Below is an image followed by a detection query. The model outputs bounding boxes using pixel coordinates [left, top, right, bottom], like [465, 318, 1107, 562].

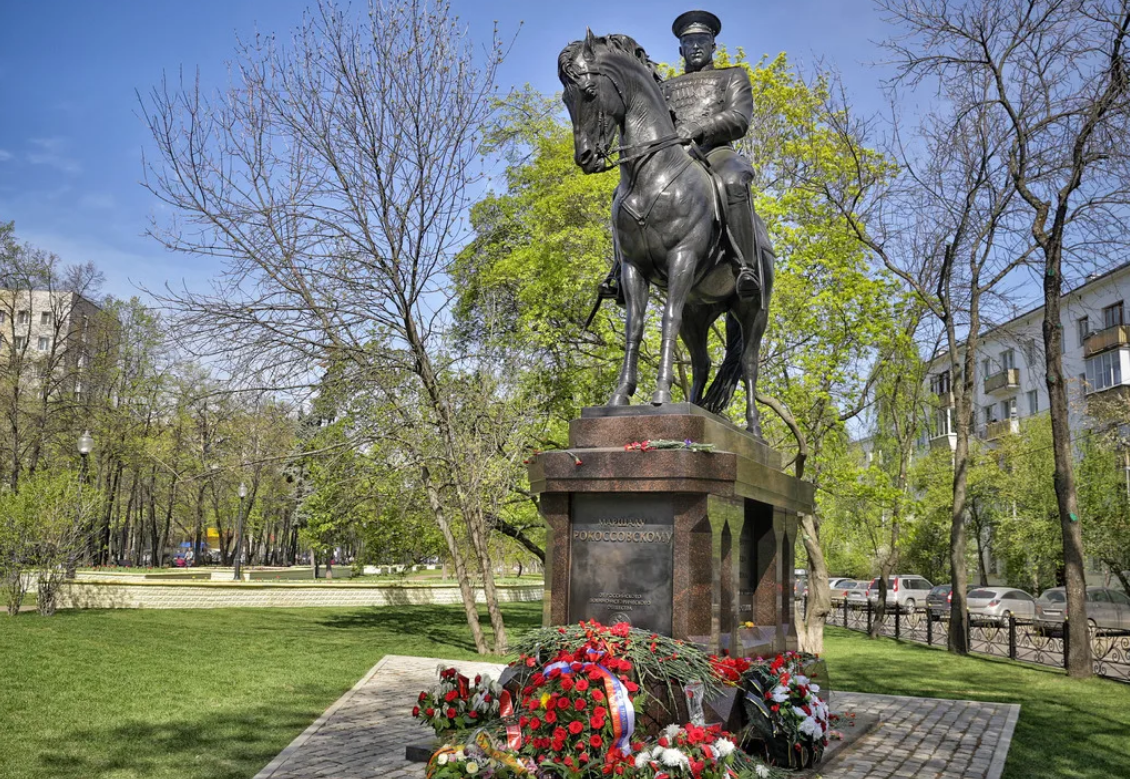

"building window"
[1077, 316, 1090, 346]
[1001, 398, 1016, 419]
[16, 310, 29, 325]
[983, 406, 996, 425]
[36, 336, 49, 351]
[0, 311, 5, 324]
[1085, 350, 1123, 392]
[934, 408, 952, 438]
[930, 370, 951, 395]
[13, 336, 27, 350]
[36, 363, 48, 380]
[1027, 389, 1039, 415]
[981, 357, 991, 379]
[1103, 301, 1125, 330]
[1001, 349, 1016, 370]
[40, 311, 51, 326]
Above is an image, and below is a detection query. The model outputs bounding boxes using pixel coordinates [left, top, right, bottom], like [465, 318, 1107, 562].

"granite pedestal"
[527, 404, 815, 655]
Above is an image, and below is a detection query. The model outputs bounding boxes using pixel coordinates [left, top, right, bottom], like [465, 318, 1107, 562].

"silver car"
[831, 580, 866, 607]
[966, 587, 1036, 625]
[866, 575, 934, 613]
[1035, 586, 1130, 634]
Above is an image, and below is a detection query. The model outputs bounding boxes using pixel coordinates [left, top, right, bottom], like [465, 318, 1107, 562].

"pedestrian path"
[252, 655, 1019, 779]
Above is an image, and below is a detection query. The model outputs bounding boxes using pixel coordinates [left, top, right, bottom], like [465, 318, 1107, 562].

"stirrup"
[597, 279, 619, 300]
[736, 268, 760, 300]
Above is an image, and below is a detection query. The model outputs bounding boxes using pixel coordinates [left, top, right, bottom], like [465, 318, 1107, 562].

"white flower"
[713, 738, 736, 757]
[634, 753, 651, 770]
[662, 723, 683, 740]
[465, 761, 479, 774]
[755, 764, 771, 778]
[454, 748, 465, 761]
[770, 685, 789, 703]
[809, 682, 821, 693]
[660, 748, 690, 768]
[794, 675, 809, 686]
[798, 716, 823, 739]
[437, 754, 449, 765]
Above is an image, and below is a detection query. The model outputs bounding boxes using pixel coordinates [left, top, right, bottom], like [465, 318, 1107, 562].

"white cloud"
[0, 149, 12, 162]
[27, 137, 81, 174]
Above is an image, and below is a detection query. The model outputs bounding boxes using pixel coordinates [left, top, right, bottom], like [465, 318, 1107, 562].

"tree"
[878, 0, 1130, 677]
[141, 0, 516, 653]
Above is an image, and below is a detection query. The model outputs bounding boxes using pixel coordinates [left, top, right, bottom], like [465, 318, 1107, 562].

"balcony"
[984, 418, 1018, 441]
[933, 389, 955, 408]
[983, 368, 1020, 395]
[1084, 325, 1130, 357]
[929, 432, 957, 451]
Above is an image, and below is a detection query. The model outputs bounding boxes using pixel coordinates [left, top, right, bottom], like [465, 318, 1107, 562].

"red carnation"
[575, 678, 590, 692]
[589, 714, 604, 729]
[545, 710, 558, 724]
[418, 691, 427, 702]
[554, 726, 567, 741]
[444, 690, 458, 702]
[593, 690, 606, 702]
[560, 677, 575, 692]
[446, 707, 456, 719]
[568, 720, 584, 735]
[530, 717, 541, 729]
[574, 698, 587, 711]
[412, 706, 420, 717]
[590, 734, 604, 749]
[425, 707, 434, 717]
[558, 697, 572, 710]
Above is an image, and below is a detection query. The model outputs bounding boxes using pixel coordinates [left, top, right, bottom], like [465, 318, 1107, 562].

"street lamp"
[233, 481, 248, 581]
[77, 430, 93, 482]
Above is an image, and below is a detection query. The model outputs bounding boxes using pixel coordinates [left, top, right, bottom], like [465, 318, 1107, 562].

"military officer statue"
[595, 9, 763, 308]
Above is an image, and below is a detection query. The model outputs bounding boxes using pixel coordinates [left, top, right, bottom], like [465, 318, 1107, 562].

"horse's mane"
[558, 33, 664, 86]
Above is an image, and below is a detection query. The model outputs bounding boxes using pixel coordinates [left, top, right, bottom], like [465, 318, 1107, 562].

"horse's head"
[559, 30, 623, 173]
[559, 30, 661, 174]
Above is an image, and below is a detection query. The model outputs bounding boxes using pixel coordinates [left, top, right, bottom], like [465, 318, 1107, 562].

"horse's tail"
[701, 312, 742, 414]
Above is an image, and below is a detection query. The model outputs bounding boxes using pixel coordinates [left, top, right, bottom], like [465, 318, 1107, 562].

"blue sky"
[0, 1, 898, 303]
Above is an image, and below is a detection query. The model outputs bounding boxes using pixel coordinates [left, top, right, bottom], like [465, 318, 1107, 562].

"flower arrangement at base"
[627, 723, 741, 779]
[738, 652, 829, 770]
[414, 666, 503, 735]
[427, 737, 529, 778]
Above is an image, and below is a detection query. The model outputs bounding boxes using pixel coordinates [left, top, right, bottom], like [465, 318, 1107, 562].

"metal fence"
[818, 599, 1130, 683]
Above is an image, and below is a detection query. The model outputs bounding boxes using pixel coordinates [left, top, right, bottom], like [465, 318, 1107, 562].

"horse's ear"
[583, 27, 596, 61]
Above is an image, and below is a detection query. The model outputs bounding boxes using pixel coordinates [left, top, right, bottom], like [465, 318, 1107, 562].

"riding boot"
[598, 256, 626, 306]
[725, 183, 761, 301]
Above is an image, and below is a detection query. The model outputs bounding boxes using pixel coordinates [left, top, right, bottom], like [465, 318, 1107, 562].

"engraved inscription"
[569, 494, 674, 635]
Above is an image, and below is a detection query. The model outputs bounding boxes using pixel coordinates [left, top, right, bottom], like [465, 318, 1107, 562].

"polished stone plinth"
[527, 405, 815, 655]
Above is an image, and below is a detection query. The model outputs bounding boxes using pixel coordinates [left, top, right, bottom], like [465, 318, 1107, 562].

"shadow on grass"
[826, 627, 1130, 779]
[35, 687, 327, 779]
[316, 602, 544, 655]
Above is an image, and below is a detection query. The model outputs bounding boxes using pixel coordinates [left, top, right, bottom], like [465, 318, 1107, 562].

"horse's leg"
[679, 306, 712, 405]
[652, 250, 697, 405]
[608, 261, 648, 406]
[735, 299, 770, 437]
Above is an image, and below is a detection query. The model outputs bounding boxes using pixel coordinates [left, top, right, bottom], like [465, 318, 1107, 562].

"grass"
[824, 626, 1130, 779]
[4, 608, 1126, 779]
[0, 602, 541, 779]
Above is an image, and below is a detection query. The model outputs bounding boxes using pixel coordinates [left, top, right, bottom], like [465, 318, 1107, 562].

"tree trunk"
[421, 465, 489, 654]
[1042, 245, 1092, 678]
[799, 513, 830, 654]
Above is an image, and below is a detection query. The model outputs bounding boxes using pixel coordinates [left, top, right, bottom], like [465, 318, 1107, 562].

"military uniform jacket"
[660, 66, 753, 152]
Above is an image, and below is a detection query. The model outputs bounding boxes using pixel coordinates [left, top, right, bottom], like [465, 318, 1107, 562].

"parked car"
[866, 575, 934, 613]
[845, 581, 870, 610]
[831, 580, 866, 607]
[926, 584, 953, 621]
[828, 577, 854, 589]
[966, 587, 1036, 625]
[1035, 586, 1130, 635]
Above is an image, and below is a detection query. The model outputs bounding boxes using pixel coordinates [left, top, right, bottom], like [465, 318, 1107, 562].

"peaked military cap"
[672, 9, 722, 38]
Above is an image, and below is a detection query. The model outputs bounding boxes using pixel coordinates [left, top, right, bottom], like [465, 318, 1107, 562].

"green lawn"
[825, 626, 1130, 779]
[0, 603, 541, 779]
[2, 610, 1126, 779]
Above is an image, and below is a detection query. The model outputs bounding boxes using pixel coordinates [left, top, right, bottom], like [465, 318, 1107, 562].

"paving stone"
[253, 657, 1020, 779]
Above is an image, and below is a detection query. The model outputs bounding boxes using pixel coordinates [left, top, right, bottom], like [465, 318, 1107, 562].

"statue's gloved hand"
[676, 122, 703, 143]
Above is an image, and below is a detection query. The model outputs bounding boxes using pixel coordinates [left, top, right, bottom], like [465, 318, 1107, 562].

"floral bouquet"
[426, 738, 527, 778]
[738, 652, 829, 769]
[414, 666, 503, 735]
[626, 723, 742, 779]
[516, 642, 641, 779]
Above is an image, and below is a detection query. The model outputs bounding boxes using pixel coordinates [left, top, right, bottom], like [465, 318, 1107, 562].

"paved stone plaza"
[252, 655, 1020, 779]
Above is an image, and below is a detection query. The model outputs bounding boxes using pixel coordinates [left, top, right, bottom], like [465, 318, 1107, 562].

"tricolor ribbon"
[542, 657, 636, 752]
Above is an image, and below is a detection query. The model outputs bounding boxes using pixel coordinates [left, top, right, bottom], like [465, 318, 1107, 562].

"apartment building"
[927, 262, 1130, 450]
[0, 289, 104, 396]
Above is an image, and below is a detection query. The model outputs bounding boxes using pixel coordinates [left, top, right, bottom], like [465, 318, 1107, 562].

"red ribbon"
[499, 690, 522, 750]
[457, 673, 470, 699]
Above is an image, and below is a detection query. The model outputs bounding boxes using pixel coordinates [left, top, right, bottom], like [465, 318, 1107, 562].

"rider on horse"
[597, 10, 764, 306]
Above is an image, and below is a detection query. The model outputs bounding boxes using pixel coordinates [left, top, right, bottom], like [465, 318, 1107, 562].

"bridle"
[569, 53, 686, 173]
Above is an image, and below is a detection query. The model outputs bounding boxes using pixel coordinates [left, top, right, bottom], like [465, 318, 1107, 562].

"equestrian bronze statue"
[559, 11, 775, 436]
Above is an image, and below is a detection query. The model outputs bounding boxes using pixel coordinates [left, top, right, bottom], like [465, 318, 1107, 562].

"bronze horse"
[558, 31, 774, 436]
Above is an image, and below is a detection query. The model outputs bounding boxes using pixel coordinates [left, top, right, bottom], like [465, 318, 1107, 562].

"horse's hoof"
[651, 390, 672, 406]
[608, 393, 631, 406]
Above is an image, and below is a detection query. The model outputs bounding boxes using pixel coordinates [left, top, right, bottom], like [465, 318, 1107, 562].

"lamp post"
[71, 430, 94, 577]
[233, 481, 247, 581]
